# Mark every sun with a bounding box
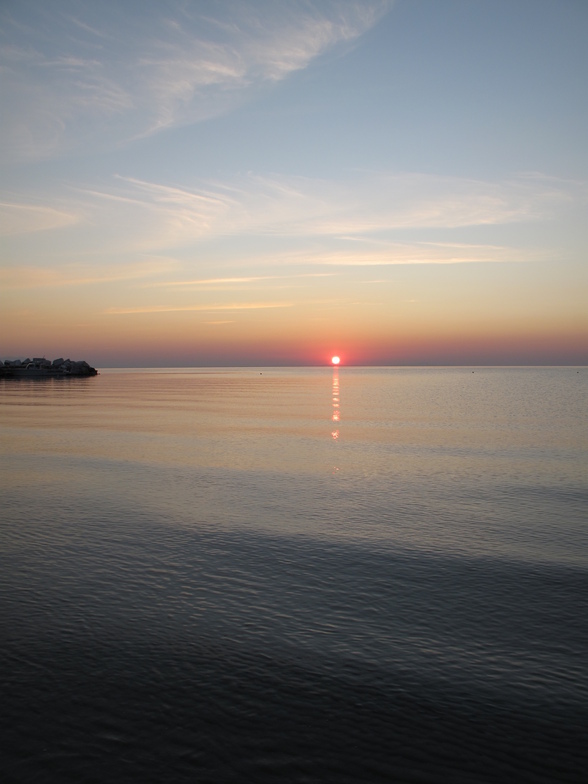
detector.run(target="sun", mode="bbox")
[331,356,340,365]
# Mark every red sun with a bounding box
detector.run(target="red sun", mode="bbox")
[331,356,341,365]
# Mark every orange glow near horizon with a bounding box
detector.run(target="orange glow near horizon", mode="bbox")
[1,301,587,367]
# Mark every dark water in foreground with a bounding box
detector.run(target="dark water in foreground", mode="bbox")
[1,367,587,782]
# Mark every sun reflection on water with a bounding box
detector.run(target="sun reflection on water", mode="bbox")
[331,367,340,442]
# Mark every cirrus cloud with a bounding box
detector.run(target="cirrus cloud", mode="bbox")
[0,0,393,161]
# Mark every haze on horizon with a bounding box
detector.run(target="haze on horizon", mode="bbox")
[1,0,586,367]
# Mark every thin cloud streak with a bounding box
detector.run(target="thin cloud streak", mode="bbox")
[0,201,79,236]
[230,241,543,268]
[148,272,335,287]
[159,276,276,286]
[1,258,176,290]
[106,302,295,315]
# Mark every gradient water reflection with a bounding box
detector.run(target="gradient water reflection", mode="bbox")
[1,367,587,783]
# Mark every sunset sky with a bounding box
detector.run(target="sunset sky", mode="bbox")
[1,0,586,366]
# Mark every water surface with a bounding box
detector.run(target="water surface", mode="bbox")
[1,367,587,782]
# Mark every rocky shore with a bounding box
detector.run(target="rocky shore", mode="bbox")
[0,357,98,378]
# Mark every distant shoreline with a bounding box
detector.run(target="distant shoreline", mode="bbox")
[0,357,98,378]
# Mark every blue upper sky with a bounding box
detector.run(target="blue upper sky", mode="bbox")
[1,0,586,365]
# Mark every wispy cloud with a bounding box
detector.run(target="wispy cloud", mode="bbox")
[0,257,176,290]
[256,172,573,234]
[0,1,392,161]
[0,201,78,236]
[158,276,276,286]
[73,170,572,255]
[106,302,295,315]
[145,272,335,287]
[3,168,571,280]
[237,242,541,268]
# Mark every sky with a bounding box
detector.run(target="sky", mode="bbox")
[1,0,586,366]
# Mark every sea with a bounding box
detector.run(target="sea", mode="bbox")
[1,366,587,783]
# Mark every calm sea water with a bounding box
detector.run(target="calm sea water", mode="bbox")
[1,367,587,783]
